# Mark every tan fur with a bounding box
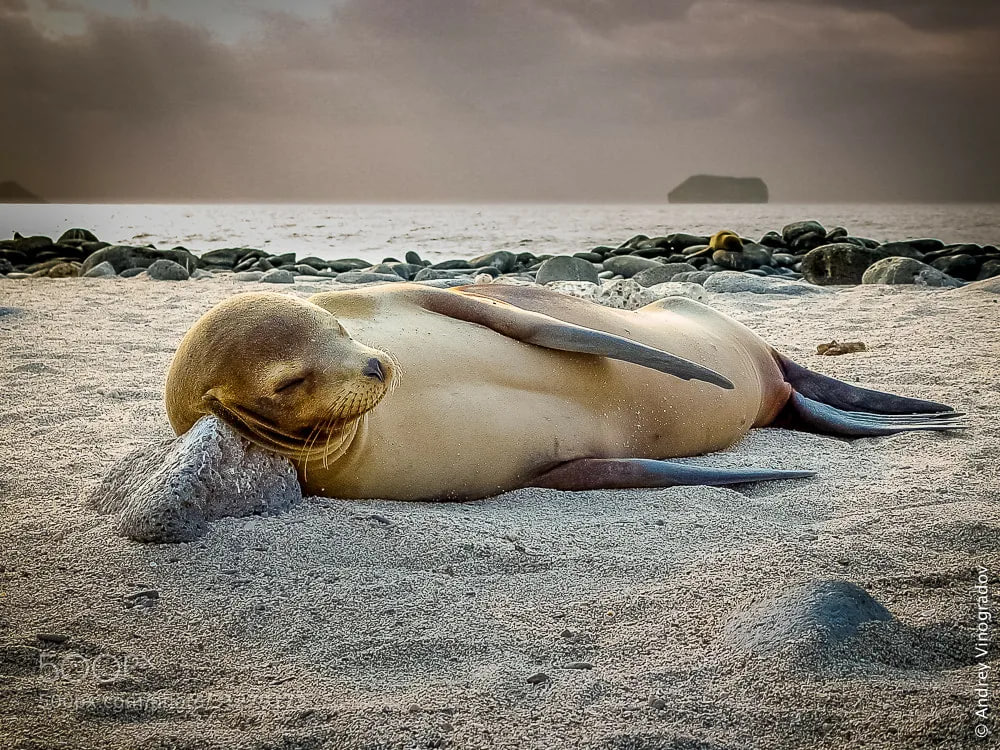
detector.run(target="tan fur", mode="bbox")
[165,284,792,500]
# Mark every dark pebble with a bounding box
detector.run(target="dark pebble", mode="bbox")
[526,672,550,684]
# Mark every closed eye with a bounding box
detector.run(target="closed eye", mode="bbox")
[274,376,307,393]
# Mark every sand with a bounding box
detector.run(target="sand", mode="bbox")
[1,275,997,749]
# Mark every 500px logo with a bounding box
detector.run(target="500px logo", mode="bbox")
[38,651,152,683]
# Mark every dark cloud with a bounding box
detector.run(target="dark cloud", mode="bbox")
[791,0,1000,31]
[1,0,998,201]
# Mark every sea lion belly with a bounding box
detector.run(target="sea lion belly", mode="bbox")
[299,294,777,500]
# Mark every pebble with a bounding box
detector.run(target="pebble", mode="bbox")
[643,281,706,301]
[562,661,593,670]
[259,269,296,284]
[596,278,653,310]
[801,244,886,286]
[145,259,190,281]
[82,261,116,278]
[235,271,264,282]
[602,255,662,278]
[535,256,600,285]
[526,672,550,684]
[335,272,405,284]
[632,262,697,286]
[861,257,961,287]
[704,271,827,296]
[544,280,599,300]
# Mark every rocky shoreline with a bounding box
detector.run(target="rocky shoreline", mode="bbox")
[3,221,998,306]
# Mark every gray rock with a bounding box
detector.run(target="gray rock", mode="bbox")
[544,280,599,300]
[977,259,1000,280]
[711,243,772,272]
[87,415,301,543]
[644,281,706,301]
[930,254,979,281]
[190,268,214,280]
[469,250,517,273]
[861,257,961,287]
[801,244,887,286]
[0,258,13,275]
[146,259,190,281]
[596,278,654,310]
[781,220,826,246]
[404,250,423,265]
[671,271,714,285]
[431,259,473,270]
[367,263,403,277]
[328,258,373,273]
[665,233,711,251]
[875,241,924,260]
[535,256,600,285]
[58,228,98,243]
[602,256,662,278]
[82,261,117,278]
[120,268,146,279]
[235,271,264,282]
[758,231,786,249]
[414,278,473,288]
[268,252,296,266]
[336,271,407,284]
[81,244,197,275]
[295,264,321,276]
[632,262,697,287]
[198,248,246,267]
[258,269,296,284]
[390,263,423,280]
[704,271,828,295]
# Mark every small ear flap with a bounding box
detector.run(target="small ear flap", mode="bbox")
[413,287,734,389]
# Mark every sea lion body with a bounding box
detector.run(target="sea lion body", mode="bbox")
[166,283,959,500]
[298,285,787,499]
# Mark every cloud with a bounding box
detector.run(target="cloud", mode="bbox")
[1,0,998,201]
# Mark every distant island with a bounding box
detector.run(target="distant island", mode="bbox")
[668,175,768,204]
[0,181,47,203]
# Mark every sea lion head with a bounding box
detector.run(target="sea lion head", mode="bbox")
[165,292,396,464]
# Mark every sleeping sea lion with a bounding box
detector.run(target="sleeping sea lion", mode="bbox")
[165,283,963,500]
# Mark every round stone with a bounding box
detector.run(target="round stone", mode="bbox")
[535,256,600,285]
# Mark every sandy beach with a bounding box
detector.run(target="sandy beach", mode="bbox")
[1,275,997,749]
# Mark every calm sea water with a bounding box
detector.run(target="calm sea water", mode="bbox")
[1,203,997,263]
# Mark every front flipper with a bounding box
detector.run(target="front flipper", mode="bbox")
[414,286,734,389]
[529,458,814,490]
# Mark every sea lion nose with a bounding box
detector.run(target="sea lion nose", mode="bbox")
[362,357,385,382]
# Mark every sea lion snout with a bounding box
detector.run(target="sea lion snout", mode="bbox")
[362,357,385,382]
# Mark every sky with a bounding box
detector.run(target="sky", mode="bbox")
[2,0,999,203]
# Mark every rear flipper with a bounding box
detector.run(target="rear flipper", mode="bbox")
[775,353,966,437]
[529,458,814,491]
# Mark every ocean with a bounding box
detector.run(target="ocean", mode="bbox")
[1,203,997,263]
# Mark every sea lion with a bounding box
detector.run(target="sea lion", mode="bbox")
[165,283,963,500]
